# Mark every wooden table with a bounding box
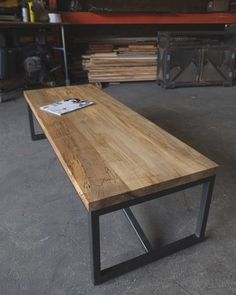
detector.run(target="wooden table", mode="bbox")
[24,84,218,285]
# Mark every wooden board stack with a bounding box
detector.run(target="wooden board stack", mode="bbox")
[82,43,158,83]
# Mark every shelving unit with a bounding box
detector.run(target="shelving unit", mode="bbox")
[61,12,236,25]
[1,10,236,89]
[0,22,70,86]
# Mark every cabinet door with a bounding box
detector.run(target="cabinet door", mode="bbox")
[158,47,200,88]
[200,48,235,85]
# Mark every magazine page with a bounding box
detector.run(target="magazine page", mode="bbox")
[40,98,94,116]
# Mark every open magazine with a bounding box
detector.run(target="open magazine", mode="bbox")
[40,98,94,116]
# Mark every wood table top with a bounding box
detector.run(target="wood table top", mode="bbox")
[24,85,218,211]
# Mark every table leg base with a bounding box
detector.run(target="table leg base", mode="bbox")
[100,234,203,285]
[27,105,46,141]
[88,176,215,285]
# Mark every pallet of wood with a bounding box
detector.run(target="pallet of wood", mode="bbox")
[82,43,158,83]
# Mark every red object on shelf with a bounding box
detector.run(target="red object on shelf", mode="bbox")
[49,0,57,11]
[61,12,236,25]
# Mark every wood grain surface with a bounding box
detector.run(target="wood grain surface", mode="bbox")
[24,85,218,211]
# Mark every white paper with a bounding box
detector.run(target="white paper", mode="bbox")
[40,98,94,116]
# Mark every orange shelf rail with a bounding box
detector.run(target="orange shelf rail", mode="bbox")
[61,12,236,25]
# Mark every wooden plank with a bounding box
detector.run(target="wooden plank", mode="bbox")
[24,85,218,211]
[89,66,157,74]
[88,76,157,80]
[89,75,157,79]
[90,60,157,67]
[89,77,157,82]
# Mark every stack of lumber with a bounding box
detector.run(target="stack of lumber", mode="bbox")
[82,43,158,83]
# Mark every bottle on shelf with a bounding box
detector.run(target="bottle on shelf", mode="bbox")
[28,1,35,23]
[21,0,29,22]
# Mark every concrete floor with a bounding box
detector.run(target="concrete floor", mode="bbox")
[0,82,235,295]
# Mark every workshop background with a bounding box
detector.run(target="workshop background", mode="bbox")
[0,1,235,294]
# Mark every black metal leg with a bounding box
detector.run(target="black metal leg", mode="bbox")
[88,176,216,285]
[27,105,46,141]
[89,212,101,285]
[123,208,153,253]
[195,176,215,239]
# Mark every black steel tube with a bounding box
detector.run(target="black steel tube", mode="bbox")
[195,176,216,239]
[123,208,153,253]
[27,105,46,141]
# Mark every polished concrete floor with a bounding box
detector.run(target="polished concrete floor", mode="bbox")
[0,82,235,295]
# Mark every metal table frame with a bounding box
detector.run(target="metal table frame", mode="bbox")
[27,106,46,141]
[27,108,216,285]
[89,176,215,285]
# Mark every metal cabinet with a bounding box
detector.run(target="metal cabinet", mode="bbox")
[157,31,236,88]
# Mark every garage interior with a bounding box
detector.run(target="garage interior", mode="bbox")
[0,1,235,294]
